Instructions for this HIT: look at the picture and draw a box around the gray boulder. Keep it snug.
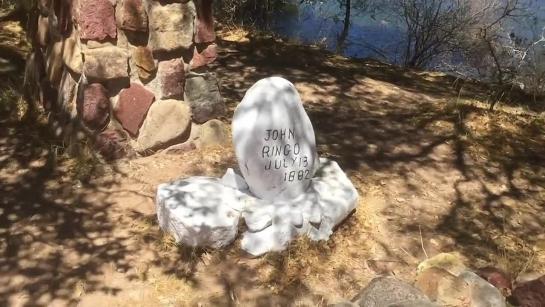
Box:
[459,271,506,307]
[352,277,437,307]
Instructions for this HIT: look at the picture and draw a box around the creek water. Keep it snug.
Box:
[267,0,545,71]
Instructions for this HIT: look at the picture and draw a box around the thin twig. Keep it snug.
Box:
[419,225,429,259]
[399,247,413,259]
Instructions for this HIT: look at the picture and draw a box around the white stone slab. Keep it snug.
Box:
[312,159,358,236]
[221,168,249,191]
[240,221,298,256]
[240,158,358,256]
[244,211,273,232]
[232,77,318,201]
[155,158,358,256]
[156,177,242,248]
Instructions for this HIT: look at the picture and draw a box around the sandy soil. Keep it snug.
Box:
[1,26,545,306]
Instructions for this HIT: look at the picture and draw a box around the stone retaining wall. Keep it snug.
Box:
[25,0,225,159]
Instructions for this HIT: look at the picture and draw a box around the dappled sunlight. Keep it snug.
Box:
[214,32,545,291]
[0,121,130,306]
[1,12,544,305]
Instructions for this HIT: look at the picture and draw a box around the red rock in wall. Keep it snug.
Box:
[79,83,111,131]
[191,43,217,70]
[78,0,117,41]
[158,59,185,100]
[115,83,156,136]
[30,0,223,158]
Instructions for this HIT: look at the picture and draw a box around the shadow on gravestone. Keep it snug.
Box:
[232,77,318,201]
[155,77,359,256]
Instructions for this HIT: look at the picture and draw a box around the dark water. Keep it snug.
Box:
[270,1,403,61]
[268,0,545,69]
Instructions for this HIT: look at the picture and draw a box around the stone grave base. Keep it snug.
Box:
[155,158,358,256]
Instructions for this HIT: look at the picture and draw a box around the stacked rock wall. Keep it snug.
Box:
[25,0,225,159]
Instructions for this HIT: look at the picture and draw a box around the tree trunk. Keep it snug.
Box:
[337,0,351,54]
[0,6,26,23]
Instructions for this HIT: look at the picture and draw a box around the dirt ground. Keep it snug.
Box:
[1,25,545,306]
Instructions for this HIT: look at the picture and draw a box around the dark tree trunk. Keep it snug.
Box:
[0,6,27,23]
[337,0,351,53]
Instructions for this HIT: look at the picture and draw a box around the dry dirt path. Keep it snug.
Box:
[1,30,545,306]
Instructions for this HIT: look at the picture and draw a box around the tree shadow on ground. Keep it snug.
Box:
[1,29,544,305]
[0,110,136,305]
[0,32,137,304]
[215,34,545,279]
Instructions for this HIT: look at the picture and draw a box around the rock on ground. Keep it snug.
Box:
[458,271,506,307]
[511,275,545,307]
[351,276,436,307]
[195,119,229,148]
[475,266,512,297]
[416,267,470,306]
[415,267,507,307]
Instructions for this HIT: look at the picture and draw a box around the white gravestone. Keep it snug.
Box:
[156,77,358,255]
[232,77,318,201]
